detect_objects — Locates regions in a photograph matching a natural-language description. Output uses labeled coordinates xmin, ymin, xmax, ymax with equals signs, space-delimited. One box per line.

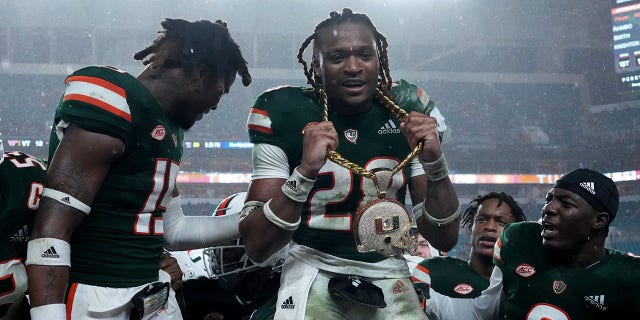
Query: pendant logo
xmin=151 ymin=125 xmax=166 ymax=141
xmin=344 ymin=129 xmax=358 ymax=144
xmin=375 ymin=216 xmax=400 ymax=233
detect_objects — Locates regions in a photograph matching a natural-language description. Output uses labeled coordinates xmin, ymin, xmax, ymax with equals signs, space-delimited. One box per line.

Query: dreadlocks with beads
xmin=461 ymin=192 xmax=527 ymax=232
xmin=134 ymin=18 xmax=252 ymax=87
xmin=297 ymin=8 xmax=405 ymax=113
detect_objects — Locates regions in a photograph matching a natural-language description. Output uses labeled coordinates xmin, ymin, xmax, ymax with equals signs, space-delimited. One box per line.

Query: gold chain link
xmin=319 ymin=88 xmax=422 ymax=181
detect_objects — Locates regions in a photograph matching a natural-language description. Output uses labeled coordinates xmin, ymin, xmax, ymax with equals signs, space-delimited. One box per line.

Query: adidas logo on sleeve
xmin=281 ymin=296 xmax=295 ymax=309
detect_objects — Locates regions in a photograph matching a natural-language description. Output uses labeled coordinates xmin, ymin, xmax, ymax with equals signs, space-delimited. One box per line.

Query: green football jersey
xmin=495 ymin=221 xmax=640 ymax=319
xmin=50 ymin=66 xmax=184 ymax=287
xmin=413 ymin=256 xmax=488 ymax=299
xmin=247 ymin=80 xmax=442 ymax=263
xmin=0 ymin=151 xmax=46 ymax=317
xmin=0 ymin=151 xmax=47 ymax=261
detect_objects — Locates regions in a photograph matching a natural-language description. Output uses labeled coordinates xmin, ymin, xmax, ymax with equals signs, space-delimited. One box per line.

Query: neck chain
xmin=318 ymin=88 xmax=422 ymax=198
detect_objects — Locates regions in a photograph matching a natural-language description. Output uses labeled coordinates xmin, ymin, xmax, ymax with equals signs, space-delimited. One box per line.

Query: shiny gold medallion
xmin=353 ymin=170 xmax=416 ymax=256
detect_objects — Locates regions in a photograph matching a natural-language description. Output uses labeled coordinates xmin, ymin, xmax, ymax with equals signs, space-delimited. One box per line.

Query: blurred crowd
xmin=2 ymin=75 xmax=637 ymax=176
xmin=3 ymin=73 xmax=640 ymax=256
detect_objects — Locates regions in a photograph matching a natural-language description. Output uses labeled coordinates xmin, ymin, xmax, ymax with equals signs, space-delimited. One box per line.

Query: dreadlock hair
xmin=298 ymin=8 xmax=392 ymax=93
xmin=297 ymin=8 xmax=409 ymax=119
xmin=134 ymin=18 xmax=251 ymax=86
xmin=461 ymin=192 xmax=526 ymax=232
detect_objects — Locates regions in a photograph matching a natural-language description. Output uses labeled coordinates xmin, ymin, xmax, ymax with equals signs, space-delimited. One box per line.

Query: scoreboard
xmin=611 ymin=0 xmax=640 ymax=93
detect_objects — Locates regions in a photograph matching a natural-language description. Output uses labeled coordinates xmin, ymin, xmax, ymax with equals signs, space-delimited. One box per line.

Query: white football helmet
xmin=205 ymin=192 xmax=259 ymax=277
xmin=171 ymin=248 xmax=209 ymax=281
xmin=172 ymin=192 xmax=263 ymax=283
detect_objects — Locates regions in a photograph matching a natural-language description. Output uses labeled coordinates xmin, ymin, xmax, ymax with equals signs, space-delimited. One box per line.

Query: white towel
xmin=273 ymin=255 xmax=318 ymax=320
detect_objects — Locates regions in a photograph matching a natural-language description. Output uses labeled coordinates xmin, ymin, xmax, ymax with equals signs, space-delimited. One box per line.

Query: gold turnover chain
xmin=319 ymin=88 xmax=422 ymax=197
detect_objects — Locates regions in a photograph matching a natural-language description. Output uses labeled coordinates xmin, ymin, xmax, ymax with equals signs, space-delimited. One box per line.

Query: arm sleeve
xmin=424 ymin=289 xmax=447 ymax=320
xmin=472 ymin=267 xmax=503 ymax=319
xmin=251 ymin=143 xmax=290 ymax=180
xmin=163 ymin=196 xmax=240 ymax=251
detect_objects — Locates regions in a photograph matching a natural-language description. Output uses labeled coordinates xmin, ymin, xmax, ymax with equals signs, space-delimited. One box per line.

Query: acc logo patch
xmin=453 ymin=283 xmax=474 ymax=295
xmin=344 ymin=129 xmax=358 ymax=144
xmin=515 ymin=263 xmax=536 ymax=278
xmin=552 ymin=280 xmax=567 ymax=294
xmin=151 ymin=125 xmax=166 ymax=141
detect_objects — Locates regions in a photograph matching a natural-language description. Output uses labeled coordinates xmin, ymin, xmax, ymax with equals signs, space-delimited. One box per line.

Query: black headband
xmin=553 ymin=168 xmax=619 ymax=221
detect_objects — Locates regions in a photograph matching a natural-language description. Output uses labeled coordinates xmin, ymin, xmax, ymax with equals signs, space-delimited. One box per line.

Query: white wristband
xmin=30 ymin=303 xmax=66 ymax=320
xmin=420 ymin=153 xmax=449 ymax=181
xmin=42 ymin=188 xmax=91 ymax=214
xmin=423 ymin=204 xmax=461 ymax=227
xmin=263 ymin=199 xmax=300 ymax=231
xmin=26 ymin=238 xmax=71 ymax=267
xmin=281 ymin=167 xmax=316 ymax=203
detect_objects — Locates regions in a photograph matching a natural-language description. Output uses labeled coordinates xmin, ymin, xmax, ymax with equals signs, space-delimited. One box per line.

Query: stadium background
xmin=1 ymin=0 xmax=638 ymax=257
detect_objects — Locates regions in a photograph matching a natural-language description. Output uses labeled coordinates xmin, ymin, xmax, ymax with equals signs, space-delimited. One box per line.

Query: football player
xmin=170 ymin=193 xmax=283 ymax=320
xmin=240 ymin=8 xmax=459 ymax=319
xmin=26 ymin=19 xmax=251 ymax=320
xmin=458 ymin=168 xmax=640 ymax=319
xmin=411 ymin=192 xmax=526 ymax=319
xmin=0 ymin=141 xmax=47 ymax=319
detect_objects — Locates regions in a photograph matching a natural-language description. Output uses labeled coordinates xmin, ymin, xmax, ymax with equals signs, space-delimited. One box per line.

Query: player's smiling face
xmin=471 ymin=198 xmax=515 ymax=259
xmin=314 ymin=21 xmax=379 ymax=115
xmin=540 ymin=188 xmax=596 ymax=251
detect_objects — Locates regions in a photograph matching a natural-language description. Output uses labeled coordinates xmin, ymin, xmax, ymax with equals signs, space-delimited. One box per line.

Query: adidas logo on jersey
xmin=10 ymin=225 xmax=30 ymax=242
xmin=584 ymin=295 xmax=608 ymax=311
xmin=378 ymin=119 xmax=400 ymax=135
xmin=41 ymin=246 xmax=60 ymax=259
xmin=579 ymin=182 xmax=596 ymax=195
xmin=280 ymin=296 xmax=295 ymax=309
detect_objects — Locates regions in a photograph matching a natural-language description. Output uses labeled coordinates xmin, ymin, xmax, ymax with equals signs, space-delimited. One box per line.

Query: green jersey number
xmin=307 ymin=158 xmax=405 ymax=231
xmin=527 ymin=303 xmax=569 ymax=320
xmin=4 ymin=151 xmax=46 ymax=210
xmin=134 ymin=159 xmax=179 ymax=235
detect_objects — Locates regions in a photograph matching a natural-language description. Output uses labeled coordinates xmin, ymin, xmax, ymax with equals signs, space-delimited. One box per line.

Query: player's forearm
xmin=239 ymin=196 xmax=301 ymax=262
xmin=26 ymin=265 xmax=69 ymax=306
xmin=420 ymin=177 xmax=460 ymax=251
